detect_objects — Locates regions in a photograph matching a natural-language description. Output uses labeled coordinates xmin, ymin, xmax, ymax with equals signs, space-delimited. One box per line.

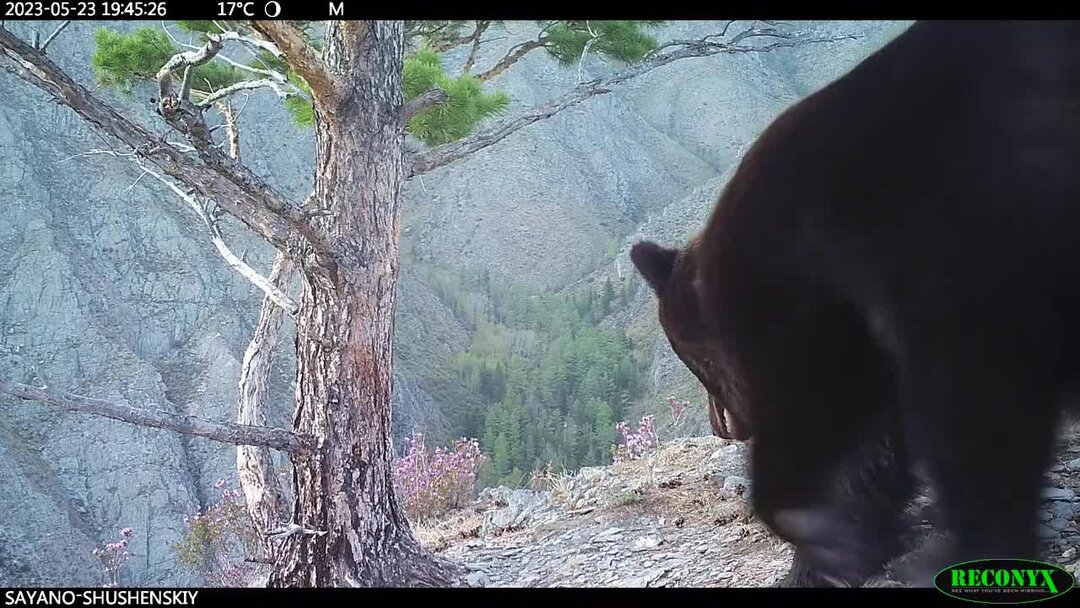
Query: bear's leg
xmin=774 ymin=421 xmax=919 ymax=587
xmin=756 ymin=423 xmax=918 ymax=586
xmin=890 ymin=322 xmax=1059 ymax=587
xmin=737 ymin=300 xmax=915 ymax=586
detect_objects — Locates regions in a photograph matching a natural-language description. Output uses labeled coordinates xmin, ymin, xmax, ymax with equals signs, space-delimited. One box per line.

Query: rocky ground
xmin=415 ymin=430 xmax=1080 ymax=588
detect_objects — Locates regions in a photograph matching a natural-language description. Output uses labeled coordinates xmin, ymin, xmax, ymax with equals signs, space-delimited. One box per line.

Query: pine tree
xmin=601 ymin=277 xmax=616 ymax=317
xmin=0 ymin=19 xmax=852 ymax=587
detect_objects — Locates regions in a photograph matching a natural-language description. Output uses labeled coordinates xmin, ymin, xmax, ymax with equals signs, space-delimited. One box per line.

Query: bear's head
xmin=630 ymin=239 xmax=752 ymax=441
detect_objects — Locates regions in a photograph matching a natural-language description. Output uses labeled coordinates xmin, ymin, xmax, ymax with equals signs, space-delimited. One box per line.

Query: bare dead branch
xmin=650 ymin=23 xmax=795 ymax=57
xmin=134 ymin=159 xmax=299 ymax=314
xmin=0 ymin=27 xmax=317 ymax=259
xmin=216 ymin=30 xmax=283 ymax=58
xmin=250 ymin=20 xmax=335 ymax=106
xmin=266 ymin=523 xmax=328 ymax=541
xmin=410 ymin=32 xmax=860 ymax=176
xmin=160 ymin=23 xmax=290 ymax=87
xmin=0 ymin=380 xmax=315 ymax=453
xmin=178 ymin=64 xmax=195 ymax=103
xmin=39 ymin=20 xmax=69 ymax=52
xmin=219 ymin=100 xmax=242 ymax=162
xmin=578 ymin=35 xmax=598 ymax=84
xmin=196 ymin=78 xmax=293 ymax=107
xmin=402 ymin=88 xmax=448 ymax=123
xmin=208 ymin=230 xmax=298 ymax=312
xmin=236 ymin=252 xmax=294 ymax=548
xmin=215 ymin=51 xmax=289 ymax=83
xmin=157 ymin=35 xmax=224 ymax=109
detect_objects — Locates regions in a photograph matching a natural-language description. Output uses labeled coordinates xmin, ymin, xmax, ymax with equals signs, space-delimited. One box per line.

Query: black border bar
xmin=1 ymin=586 xmax=1077 ymax=607
xmin=1 ymin=0 xmax=342 ymax=21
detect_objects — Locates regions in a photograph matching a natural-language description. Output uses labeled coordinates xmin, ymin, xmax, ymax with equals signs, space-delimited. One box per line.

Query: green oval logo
xmin=934 ymin=558 xmax=1075 ymax=604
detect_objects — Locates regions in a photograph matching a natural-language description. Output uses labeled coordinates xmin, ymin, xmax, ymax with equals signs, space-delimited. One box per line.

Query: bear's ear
xmin=631 ymin=241 xmax=679 ymax=295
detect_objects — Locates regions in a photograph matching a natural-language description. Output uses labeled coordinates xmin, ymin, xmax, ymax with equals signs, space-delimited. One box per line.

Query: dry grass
xmin=597 ymin=439 xmax=752 ymax=527
xmin=413 ymin=508 xmax=485 ymax=552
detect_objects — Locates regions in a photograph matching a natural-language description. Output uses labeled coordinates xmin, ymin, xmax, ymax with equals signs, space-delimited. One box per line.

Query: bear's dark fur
xmin=632 ymin=21 xmax=1080 ymax=587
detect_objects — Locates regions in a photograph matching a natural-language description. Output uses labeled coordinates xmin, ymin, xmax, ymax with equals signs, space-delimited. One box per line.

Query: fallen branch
xmin=0 ymin=380 xmax=315 ymax=453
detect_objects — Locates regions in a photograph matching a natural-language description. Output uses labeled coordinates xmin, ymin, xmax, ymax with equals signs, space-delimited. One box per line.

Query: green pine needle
xmin=545 ymin=21 xmax=661 ymax=66
xmin=176 ymin=21 xmax=220 ymax=35
xmin=91 ymin=28 xmax=175 ymax=93
xmin=92 ymin=21 xmax=665 ymax=142
xmin=191 ymin=62 xmax=243 ymax=94
xmin=404 ymin=49 xmax=510 ymax=146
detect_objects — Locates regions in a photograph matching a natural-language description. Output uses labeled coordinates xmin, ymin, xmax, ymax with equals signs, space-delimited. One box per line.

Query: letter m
xmin=328 ymin=2 xmax=343 ymax=15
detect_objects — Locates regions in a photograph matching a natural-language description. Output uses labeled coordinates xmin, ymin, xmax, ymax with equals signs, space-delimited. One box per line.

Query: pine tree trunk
xmin=268 ymin=21 xmax=463 ymax=587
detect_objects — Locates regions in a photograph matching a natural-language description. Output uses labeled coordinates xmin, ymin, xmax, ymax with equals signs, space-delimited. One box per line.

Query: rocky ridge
xmin=416 ymin=432 xmax=1080 ymax=587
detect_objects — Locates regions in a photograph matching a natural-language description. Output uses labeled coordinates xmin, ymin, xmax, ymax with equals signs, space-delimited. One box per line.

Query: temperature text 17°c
xmin=216 ymin=1 xmax=277 ymax=17
xmin=217 ymin=1 xmax=346 ymax=17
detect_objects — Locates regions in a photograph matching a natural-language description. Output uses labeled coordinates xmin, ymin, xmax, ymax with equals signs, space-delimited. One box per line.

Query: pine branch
xmin=157 ymin=23 xmax=311 ymax=154
xmin=402 ymin=88 xmax=448 ymax=123
xmin=409 ymin=32 xmax=860 ymax=176
xmin=460 ymin=21 xmax=490 ymax=75
xmin=474 ymin=37 xmax=547 ymax=82
xmin=0 ymin=26 xmax=317 ymax=259
xmin=0 ymin=380 xmax=315 ymax=453
xmin=250 ymin=20 xmax=335 ymax=107
xmin=424 ymin=21 xmax=482 ymax=53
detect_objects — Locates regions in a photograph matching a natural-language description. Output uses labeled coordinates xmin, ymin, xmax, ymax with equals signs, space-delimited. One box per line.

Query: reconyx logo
xmin=934 ymin=559 xmax=1075 ymax=604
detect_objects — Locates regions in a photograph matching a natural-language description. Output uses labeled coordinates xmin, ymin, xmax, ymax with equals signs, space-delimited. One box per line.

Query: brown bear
xmin=632 ymin=20 xmax=1080 ymax=587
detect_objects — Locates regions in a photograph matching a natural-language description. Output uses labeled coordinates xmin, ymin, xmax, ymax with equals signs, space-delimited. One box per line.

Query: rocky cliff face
xmin=0 ymin=20 xmax=910 ymax=585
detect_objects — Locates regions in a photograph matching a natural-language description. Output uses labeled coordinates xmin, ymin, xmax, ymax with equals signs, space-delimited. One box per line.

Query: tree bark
xmin=268 ymin=21 xmax=463 ymax=587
